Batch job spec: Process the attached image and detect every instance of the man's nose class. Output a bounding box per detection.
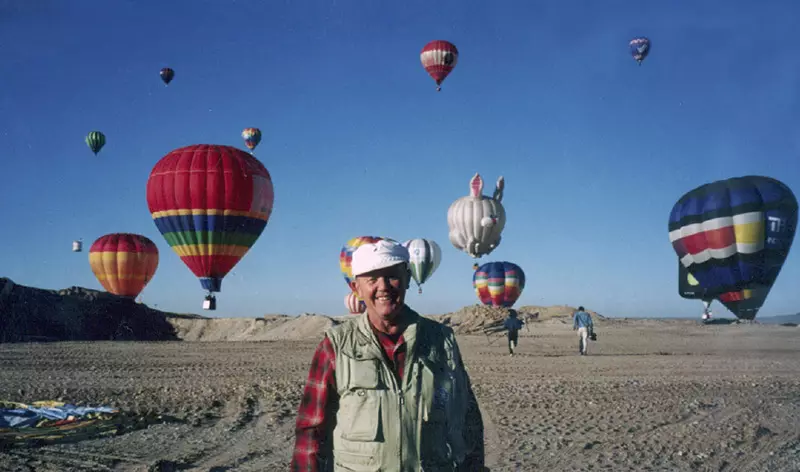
[376,277,391,289]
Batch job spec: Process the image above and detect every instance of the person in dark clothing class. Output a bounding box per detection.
[503,309,525,356]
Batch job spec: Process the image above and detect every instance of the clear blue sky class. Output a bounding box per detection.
[1,1,799,318]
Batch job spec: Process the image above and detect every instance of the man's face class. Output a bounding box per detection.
[350,263,408,321]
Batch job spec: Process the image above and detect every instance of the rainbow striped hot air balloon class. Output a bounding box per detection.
[339,236,396,287]
[669,175,797,320]
[89,233,159,298]
[473,261,526,308]
[146,144,274,310]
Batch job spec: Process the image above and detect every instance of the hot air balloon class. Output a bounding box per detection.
[72,239,83,252]
[242,128,262,153]
[345,292,367,314]
[668,176,797,320]
[447,173,506,259]
[146,144,275,310]
[473,261,525,308]
[401,238,441,294]
[86,131,105,155]
[339,236,396,287]
[88,233,159,298]
[678,261,716,320]
[420,40,458,92]
[629,37,651,65]
[160,67,174,85]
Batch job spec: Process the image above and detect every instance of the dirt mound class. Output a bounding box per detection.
[169,313,343,341]
[1,276,610,342]
[0,277,179,342]
[430,304,606,334]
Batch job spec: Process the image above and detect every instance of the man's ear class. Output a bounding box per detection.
[349,280,358,294]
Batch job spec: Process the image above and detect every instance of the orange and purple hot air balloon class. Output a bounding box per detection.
[89,233,159,298]
[473,261,526,308]
[146,144,275,310]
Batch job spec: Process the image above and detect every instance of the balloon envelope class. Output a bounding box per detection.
[146,144,274,294]
[420,40,458,90]
[402,238,441,291]
[629,37,651,64]
[339,236,394,287]
[160,67,174,85]
[89,233,159,298]
[86,131,105,155]
[447,173,506,258]
[242,128,262,151]
[473,261,525,308]
[345,292,366,314]
[669,176,797,320]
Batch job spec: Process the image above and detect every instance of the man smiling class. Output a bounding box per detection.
[291,239,486,471]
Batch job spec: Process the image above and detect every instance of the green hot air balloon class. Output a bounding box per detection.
[86,131,106,155]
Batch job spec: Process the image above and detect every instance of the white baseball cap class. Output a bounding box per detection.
[351,240,410,277]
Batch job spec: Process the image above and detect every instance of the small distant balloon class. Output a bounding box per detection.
[420,40,458,92]
[629,37,651,65]
[242,128,262,153]
[86,131,105,155]
[160,67,175,85]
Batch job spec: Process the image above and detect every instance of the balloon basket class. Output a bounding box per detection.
[418,288,423,295]
[203,294,217,311]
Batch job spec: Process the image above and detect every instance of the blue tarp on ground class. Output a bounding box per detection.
[1,402,118,428]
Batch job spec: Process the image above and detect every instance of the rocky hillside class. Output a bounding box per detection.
[0,277,180,342]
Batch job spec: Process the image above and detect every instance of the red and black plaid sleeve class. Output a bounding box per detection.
[291,335,337,472]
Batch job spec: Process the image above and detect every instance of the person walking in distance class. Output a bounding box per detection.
[573,306,594,356]
[291,240,486,471]
[503,309,524,356]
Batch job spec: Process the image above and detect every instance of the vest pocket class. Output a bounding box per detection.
[333,450,381,471]
[339,394,381,442]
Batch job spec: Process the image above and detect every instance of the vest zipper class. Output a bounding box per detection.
[398,387,404,468]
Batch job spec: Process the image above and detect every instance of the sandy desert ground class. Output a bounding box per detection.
[1,318,799,472]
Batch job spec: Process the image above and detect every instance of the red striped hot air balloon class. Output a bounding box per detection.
[420,40,459,92]
[89,233,159,298]
[146,144,275,310]
[345,292,366,314]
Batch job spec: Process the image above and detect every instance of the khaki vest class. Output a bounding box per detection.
[325,307,468,472]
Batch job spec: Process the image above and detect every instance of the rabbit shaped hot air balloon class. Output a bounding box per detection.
[447,173,506,258]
